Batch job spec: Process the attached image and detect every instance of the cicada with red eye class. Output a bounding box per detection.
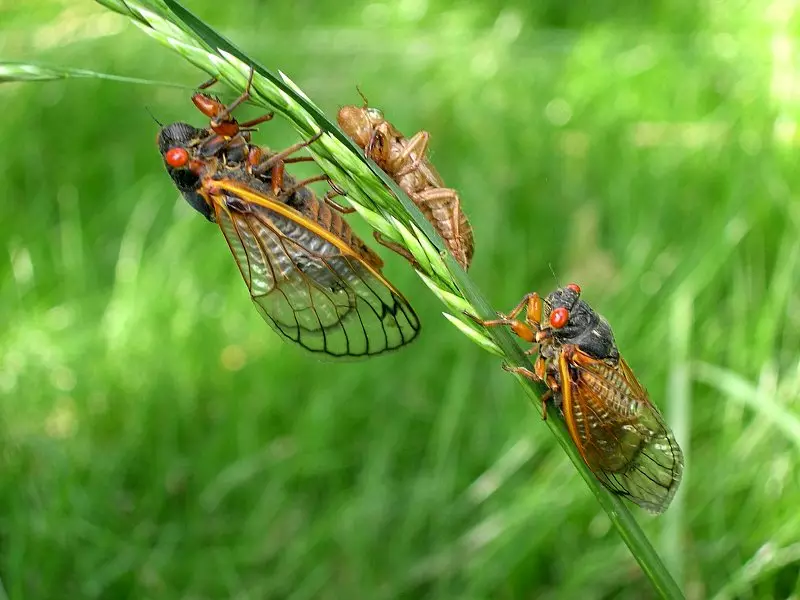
[472,284,683,513]
[337,92,474,271]
[155,74,421,358]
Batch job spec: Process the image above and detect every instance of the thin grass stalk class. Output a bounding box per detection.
[0,61,189,87]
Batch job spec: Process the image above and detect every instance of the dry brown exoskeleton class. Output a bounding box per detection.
[337,94,474,271]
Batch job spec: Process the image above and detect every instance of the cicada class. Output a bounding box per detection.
[473,284,683,513]
[337,94,475,271]
[155,76,421,358]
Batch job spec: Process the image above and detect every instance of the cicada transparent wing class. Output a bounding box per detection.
[558,351,684,514]
[203,176,420,358]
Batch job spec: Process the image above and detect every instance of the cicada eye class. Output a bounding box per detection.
[566,283,581,295]
[166,147,190,167]
[366,107,384,121]
[550,307,570,329]
[166,147,190,168]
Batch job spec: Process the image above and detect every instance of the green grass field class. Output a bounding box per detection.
[2,1,800,598]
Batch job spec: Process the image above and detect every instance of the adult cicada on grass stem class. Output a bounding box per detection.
[471,284,683,513]
[155,71,420,358]
[337,93,475,271]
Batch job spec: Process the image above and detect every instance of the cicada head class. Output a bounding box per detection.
[544,283,619,361]
[157,122,214,221]
[337,105,385,148]
[157,121,203,155]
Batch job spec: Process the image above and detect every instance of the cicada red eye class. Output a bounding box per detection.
[166,147,190,168]
[550,307,569,329]
[567,283,581,294]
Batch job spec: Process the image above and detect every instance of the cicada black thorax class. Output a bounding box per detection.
[543,286,620,362]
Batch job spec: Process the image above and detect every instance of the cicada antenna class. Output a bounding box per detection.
[355,85,369,108]
[548,262,563,288]
[144,105,163,127]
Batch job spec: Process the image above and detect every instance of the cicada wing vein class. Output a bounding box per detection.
[204,178,421,359]
[561,351,684,514]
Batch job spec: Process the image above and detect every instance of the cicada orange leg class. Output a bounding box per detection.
[192,67,275,136]
[501,363,553,420]
[467,292,558,419]
[468,292,541,344]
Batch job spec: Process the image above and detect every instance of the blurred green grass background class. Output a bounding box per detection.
[2,1,800,598]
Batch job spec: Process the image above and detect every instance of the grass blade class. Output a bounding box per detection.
[0,61,187,87]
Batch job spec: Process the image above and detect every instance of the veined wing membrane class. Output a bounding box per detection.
[204,177,420,358]
[561,354,683,514]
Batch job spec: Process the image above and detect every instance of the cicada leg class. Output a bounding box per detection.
[394,130,431,178]
[209,67,254,126]
[322,195,356,215]
[197,75,219,90]
[286,173,330,191]
[372,232,421,269]
[365,126,392,166]
[534,353,563,420]
[253,130,324,174]
[467,293,541,343]
[238,112,275,130]
[251,131,325,194]
[524,291,545,330]
[193,67,274,139]
[499,293,541,322]
[199,131,247,160]
[502,361,553,420]
[409,187,465,264]
[273,170,356,216]
[534,353,548,381]
[539,390,553,420]
[314,180,357,214]
[502,364,538,381]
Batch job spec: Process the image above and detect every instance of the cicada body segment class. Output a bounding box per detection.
[337,101,474,270]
